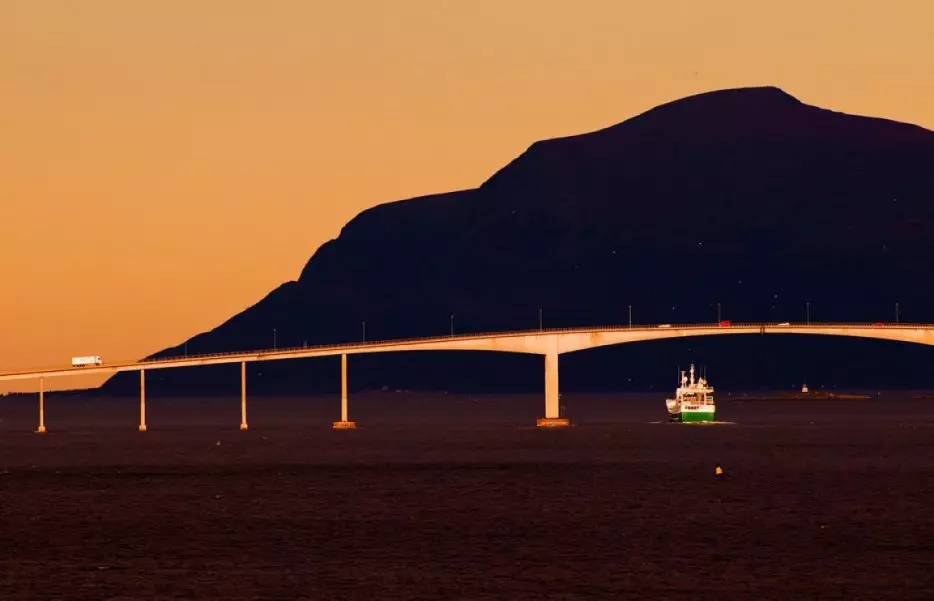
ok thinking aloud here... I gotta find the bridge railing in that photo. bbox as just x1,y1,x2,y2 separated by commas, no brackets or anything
135,321,931,365
3,322,929,376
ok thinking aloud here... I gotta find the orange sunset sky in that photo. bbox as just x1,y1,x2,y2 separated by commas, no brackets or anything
2,0,933,393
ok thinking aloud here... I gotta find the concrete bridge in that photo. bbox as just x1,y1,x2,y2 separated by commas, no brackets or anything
2,322,931,433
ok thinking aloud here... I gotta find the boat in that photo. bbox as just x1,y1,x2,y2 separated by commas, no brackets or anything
665,363,716,422
801,383,809,393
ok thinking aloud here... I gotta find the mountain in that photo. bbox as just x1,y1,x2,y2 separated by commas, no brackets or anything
102,86,934,397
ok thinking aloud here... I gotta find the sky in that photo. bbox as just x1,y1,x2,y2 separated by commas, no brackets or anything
1,0,933,392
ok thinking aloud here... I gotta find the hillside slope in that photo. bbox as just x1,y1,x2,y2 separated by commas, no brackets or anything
102,87,934,396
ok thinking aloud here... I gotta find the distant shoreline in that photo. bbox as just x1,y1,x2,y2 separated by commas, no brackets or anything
5,389,934,401
726,391,875,401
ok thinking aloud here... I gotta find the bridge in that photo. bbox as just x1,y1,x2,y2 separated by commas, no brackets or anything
2,322,931,434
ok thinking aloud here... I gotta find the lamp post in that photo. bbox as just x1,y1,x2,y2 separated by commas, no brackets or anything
273,328,277,349
362,321,366,342
628,305,632,329
450,313,454,337
717,302,721,323
806,302,810,326
539,307,543,332
895,302,900,325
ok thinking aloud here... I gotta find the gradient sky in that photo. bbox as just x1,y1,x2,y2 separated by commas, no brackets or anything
2,0,932,392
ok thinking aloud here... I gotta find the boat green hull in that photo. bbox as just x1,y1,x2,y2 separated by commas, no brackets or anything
671,410,716,422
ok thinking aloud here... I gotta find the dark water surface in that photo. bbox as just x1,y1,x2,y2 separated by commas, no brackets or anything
2,393,933,600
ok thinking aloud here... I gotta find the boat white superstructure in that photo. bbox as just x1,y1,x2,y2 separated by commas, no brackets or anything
665,363,716,422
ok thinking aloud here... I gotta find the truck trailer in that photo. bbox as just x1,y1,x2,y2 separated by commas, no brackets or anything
71,356,102,367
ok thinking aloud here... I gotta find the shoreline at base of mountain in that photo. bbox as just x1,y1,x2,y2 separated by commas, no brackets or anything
726,391,875,401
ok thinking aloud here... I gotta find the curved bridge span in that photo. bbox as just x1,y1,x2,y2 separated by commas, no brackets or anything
3,322,932,432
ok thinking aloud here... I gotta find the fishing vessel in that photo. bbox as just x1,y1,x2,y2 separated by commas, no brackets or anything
665,363,716,422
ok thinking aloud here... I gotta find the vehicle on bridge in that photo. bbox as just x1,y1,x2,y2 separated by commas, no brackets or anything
71,356,102,368
665,363,716,423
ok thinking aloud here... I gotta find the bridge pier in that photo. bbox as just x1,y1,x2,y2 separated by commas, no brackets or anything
333,353,356,429
138,370,147,432
537,349,569,428
36,376,46,434
240,361,249,431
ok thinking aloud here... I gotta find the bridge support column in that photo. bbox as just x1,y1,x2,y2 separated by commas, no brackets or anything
333,353,356,429
138,369,147,432
36,376,46,434
537,349,569,428
240,361,249,431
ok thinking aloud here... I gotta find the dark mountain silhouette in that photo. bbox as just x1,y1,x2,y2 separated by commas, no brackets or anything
103,86,934,397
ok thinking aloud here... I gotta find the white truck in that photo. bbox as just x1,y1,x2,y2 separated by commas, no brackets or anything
71,355,103,368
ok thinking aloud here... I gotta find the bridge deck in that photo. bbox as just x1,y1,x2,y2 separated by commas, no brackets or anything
1,322,931,382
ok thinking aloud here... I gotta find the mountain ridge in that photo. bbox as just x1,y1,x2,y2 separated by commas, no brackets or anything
102,86,934,396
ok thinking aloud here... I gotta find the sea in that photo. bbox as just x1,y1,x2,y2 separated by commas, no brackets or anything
1,392,933,600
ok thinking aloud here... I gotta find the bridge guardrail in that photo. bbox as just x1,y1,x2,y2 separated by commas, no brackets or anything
140,321,931,365
3,322,931,377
